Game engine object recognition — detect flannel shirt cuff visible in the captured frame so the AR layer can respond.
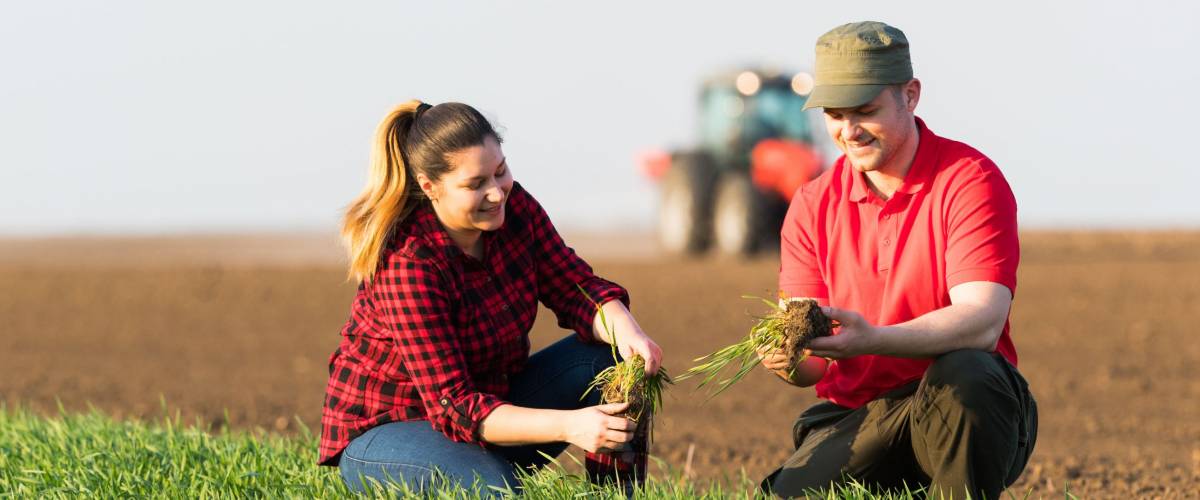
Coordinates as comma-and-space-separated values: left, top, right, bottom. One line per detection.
434, 391, 507, 444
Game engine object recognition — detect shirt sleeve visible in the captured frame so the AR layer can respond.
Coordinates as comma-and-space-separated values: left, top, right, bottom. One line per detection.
517, 186, 629, 342
943, 160, 1020, 295
779, 188, 829, 301
371, 250, 506, 444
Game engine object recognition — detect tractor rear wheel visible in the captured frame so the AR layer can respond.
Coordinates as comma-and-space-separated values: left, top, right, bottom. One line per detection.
658, 154, 715, 255
712, 171, 764, 257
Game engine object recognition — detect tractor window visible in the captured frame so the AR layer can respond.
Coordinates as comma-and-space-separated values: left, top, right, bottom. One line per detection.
780, 92, 814, 143
749, 88, 813, 144
699, 87, 744, 158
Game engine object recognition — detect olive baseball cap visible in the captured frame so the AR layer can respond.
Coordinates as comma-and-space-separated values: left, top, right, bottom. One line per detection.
802, 21, 913, 110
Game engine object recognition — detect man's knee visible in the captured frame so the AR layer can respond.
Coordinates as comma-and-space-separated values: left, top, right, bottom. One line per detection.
922, 350, 1011, 410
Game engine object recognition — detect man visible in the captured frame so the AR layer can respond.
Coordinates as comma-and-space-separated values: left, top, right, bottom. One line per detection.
758, 21, 1038, 499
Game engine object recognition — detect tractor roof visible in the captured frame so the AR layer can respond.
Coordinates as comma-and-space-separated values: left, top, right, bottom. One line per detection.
700, 67, 814, 96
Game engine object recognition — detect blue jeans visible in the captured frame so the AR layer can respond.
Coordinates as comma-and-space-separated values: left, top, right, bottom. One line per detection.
339, 334, 616, 495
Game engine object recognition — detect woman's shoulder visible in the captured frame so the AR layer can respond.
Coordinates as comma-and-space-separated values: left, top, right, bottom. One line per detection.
379, 207, 450, 272
504, 181, 554, 229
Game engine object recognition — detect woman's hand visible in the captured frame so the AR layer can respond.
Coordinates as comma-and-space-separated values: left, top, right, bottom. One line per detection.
560, 402, 636, 453
616, 328, 663, 375
596, 300, 663, 374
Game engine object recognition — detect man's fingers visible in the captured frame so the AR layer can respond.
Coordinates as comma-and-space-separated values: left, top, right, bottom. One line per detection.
821, 306, 842, 321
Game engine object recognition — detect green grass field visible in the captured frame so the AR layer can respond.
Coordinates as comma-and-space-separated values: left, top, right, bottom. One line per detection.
0, 405, 955, 499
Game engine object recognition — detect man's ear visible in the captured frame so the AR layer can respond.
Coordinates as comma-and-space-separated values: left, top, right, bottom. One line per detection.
904, 79, 922, 112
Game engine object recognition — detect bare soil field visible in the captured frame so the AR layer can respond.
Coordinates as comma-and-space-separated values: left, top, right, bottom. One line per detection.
2, 231, 1197, 497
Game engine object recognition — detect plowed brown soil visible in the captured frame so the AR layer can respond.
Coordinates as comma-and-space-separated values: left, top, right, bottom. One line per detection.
1, 232, 1197, 498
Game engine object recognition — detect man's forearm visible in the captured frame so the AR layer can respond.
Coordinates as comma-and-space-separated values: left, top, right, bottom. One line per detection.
872, 302, 1006, 358
779, 356, 828, 387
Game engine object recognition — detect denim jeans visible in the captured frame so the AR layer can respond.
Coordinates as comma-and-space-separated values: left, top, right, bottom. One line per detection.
339, 334, 616, 496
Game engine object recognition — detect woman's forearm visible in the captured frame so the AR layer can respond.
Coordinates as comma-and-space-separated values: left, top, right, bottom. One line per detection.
477, 404, 566, 446
593, 300, 635, 344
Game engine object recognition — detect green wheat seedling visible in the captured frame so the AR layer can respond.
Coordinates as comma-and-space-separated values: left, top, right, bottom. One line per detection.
681, 295, 834, 397
578, 286, 672, 426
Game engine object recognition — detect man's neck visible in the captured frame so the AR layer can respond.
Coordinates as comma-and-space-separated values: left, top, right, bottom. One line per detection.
863, 120, 921, 200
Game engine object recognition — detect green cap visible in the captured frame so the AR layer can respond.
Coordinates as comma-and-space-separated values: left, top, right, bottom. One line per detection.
803, 21, 913, 110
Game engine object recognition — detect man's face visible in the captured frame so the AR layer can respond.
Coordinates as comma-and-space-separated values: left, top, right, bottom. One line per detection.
822, 80, 920, 174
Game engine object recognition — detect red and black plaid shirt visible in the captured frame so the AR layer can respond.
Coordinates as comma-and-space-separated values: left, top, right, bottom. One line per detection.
319, 182, 629, 465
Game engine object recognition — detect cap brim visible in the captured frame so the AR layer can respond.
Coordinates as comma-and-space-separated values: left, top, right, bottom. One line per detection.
802, 84, 889, 110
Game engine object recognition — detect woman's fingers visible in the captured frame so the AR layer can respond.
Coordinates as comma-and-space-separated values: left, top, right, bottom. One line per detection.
604, 429, 634, 446
606, 416, 636, 431
595, 401, 630, 416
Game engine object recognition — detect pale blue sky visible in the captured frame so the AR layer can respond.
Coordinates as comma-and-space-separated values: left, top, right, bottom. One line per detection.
2, 1, 1196, 235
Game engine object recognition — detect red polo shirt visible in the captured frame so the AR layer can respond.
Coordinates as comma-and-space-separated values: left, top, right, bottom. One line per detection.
779, 117, 1019, 409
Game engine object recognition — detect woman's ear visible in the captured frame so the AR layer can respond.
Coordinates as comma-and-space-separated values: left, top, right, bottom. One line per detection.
416, 173, 438, 202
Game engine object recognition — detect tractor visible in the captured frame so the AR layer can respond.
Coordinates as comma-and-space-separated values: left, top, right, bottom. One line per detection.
641, 69, 835, 256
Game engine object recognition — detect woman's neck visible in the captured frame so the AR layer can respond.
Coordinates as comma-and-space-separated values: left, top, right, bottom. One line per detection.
444, 225, 484, 259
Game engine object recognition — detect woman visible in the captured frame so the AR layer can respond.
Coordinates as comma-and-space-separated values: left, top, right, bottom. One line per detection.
319, 100, 663, 495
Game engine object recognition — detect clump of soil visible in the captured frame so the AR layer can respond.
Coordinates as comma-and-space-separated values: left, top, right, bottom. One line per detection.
595, 354, 662, 423
779, 298, 834, 372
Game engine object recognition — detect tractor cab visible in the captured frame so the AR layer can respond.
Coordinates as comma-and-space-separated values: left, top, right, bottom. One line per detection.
642, 69, 832, 256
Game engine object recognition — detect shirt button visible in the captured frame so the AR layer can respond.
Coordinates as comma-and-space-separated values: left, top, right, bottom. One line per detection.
501, 304, 509, 311
439, 397, 450, 406
883, 238, 891, 246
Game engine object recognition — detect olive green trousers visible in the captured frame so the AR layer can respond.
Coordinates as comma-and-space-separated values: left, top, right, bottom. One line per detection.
762, 350, 1038, 499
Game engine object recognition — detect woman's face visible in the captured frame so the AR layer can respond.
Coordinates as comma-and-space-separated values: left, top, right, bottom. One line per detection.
420, 135, 513, 235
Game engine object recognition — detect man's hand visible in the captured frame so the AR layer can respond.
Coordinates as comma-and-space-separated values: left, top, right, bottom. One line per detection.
806, 306, 880, 360
756, 346, 791, 373
757, 345, 828, 387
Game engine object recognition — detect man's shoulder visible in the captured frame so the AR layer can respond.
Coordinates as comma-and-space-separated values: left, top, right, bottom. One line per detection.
930, 133, 1001, 177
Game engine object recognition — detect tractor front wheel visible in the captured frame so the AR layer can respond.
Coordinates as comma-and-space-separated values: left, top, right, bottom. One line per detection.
658, 154, 715, 255
712, 171, 765, 257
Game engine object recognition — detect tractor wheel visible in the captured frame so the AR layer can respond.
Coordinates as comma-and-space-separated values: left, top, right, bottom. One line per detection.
712, 171, 764, 257
658, 154, 715, 255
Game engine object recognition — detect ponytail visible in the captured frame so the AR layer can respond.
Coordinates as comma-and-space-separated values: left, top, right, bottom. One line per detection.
341, 100, 425, 283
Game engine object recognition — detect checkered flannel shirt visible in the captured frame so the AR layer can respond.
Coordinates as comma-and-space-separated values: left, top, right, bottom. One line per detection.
319, 182, 629, 465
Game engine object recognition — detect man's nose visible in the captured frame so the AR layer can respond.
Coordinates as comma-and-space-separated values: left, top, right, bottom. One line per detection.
840, 120, 862, 143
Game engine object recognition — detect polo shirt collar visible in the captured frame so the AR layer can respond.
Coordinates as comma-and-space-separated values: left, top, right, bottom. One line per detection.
896, 117, 937, 195
847, 116, 938, 203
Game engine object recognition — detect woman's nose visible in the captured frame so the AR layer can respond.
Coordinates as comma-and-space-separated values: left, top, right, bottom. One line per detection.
486, 185, 504, 203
